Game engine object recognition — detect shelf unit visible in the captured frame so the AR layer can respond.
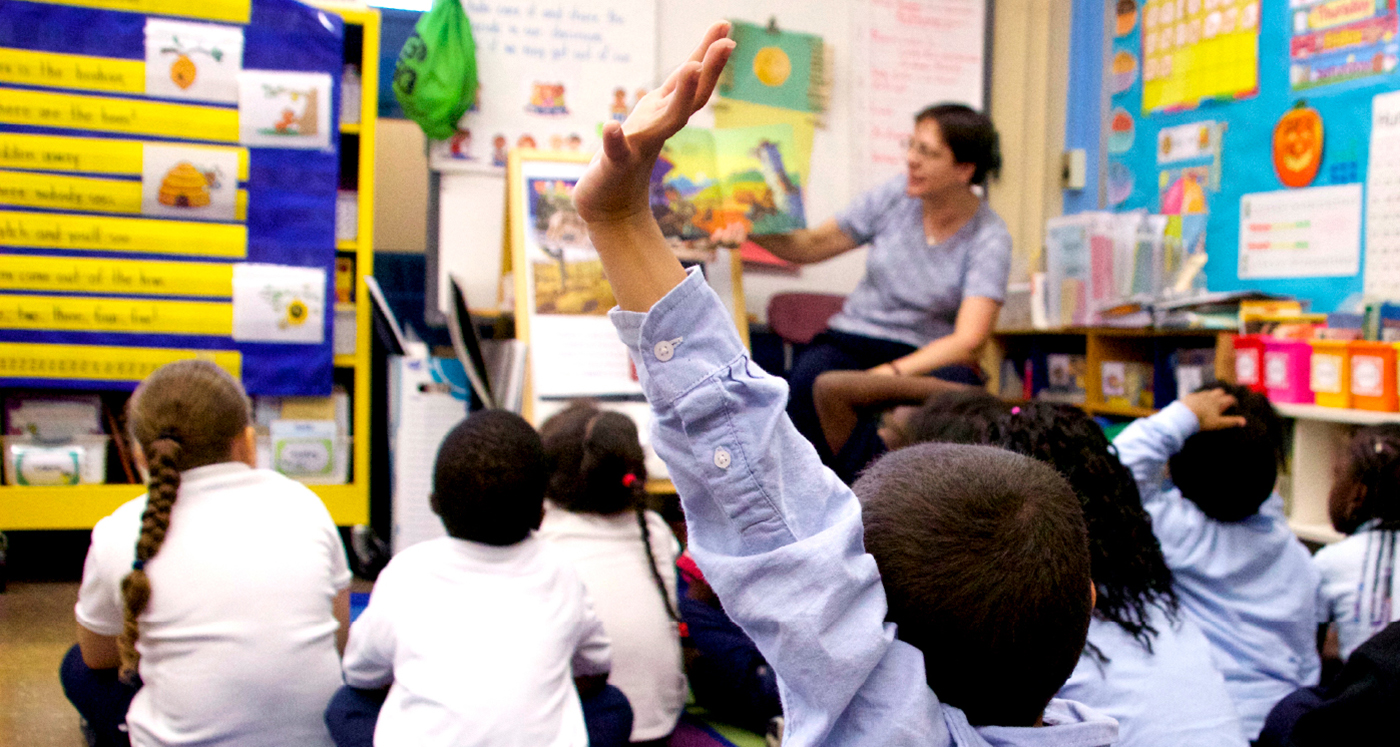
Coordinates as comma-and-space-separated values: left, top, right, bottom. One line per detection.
0, 4, 379, 531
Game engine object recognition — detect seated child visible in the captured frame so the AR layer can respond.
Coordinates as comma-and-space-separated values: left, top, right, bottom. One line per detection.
1112, 384, 1321, 741
536, 402, 687, 744
329, 410, 619, 747
572, 22, 1117, 745
63, 360, 350, 747
1313, 424, 1400, 661
907, 394, 1246, 747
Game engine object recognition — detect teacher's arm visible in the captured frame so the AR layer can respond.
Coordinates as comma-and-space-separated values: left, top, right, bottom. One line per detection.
719, 218, 859, 265
871, 295, 1000, 377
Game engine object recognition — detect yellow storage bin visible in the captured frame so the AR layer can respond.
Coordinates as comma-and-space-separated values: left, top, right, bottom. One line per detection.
1309, 339, 1351, 408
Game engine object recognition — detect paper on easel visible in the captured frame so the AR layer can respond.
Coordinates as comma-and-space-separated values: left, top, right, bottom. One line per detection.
390, 357, 469, 554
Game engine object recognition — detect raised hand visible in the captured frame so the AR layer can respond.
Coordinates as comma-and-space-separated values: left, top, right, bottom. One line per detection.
1180, 388, 1248, 431
573, 22, 735, 225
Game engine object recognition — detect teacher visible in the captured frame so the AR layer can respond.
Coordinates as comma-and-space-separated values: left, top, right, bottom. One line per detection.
733, 103, 1011, 459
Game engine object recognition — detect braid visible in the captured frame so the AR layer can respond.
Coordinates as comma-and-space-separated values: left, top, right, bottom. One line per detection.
119, 437, 182, 680
116, 359, 250, 683
636, 506, 681, 623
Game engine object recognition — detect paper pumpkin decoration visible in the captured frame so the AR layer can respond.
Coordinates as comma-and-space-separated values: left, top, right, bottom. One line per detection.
157, 162, 212, 208
1273, 102, 1323, 189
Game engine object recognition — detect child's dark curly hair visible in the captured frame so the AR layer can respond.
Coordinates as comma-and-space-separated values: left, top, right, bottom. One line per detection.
907, 393, 1179, 656
1331, 424, 1400, 534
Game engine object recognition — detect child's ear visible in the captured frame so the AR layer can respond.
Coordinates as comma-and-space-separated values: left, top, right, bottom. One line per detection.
429, 492, 442, 517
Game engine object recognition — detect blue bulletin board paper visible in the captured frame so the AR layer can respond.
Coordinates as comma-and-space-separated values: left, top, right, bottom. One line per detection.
1102, 0, 1400, 313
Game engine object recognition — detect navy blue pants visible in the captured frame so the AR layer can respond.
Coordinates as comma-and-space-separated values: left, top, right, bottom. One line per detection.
60, 644, 139, 747
786, 330, 917, 463
325, 683, 634, 747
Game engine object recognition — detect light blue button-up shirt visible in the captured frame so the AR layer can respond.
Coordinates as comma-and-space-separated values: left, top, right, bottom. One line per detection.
1112, 403, 1321, 740
610, 269, 1117, 747
1060, 604, 1246, 747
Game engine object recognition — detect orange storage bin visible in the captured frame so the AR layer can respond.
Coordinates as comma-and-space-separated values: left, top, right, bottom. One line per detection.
1309, 340, 1351, 408
1233, 335, 1267, 393
1348, 341, 1400, 411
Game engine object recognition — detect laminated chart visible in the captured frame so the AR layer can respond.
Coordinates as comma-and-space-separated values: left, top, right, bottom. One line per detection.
0, 0, 344, 395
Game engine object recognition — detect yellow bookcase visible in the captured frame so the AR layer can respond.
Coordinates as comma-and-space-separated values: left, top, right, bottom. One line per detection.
0, 3, 380, 530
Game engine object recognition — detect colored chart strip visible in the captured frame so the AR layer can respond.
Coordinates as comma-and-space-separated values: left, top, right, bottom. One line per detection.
0, 47, 144, 95
37, 0, 250, 24
0, 133, 249, 180
0, 254, 234, 297
0, 88, 238, 142
0, 170, 248, 220
0, 341, 241, 382
0, 294, 233, 336
0, 210, 246, 258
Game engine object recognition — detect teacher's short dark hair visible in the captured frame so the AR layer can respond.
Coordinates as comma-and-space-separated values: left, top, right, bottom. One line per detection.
916, 103, 1002, 186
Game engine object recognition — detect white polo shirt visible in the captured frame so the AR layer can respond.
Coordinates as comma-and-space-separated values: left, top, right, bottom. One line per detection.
342, 534, 611, 747
76, 462, 351, 747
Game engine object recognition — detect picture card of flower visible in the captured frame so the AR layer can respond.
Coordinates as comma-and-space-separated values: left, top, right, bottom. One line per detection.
144, 18, 244, 104
141, 143, 241, 221
237, 71, 333, 150
232, 263, 327, 344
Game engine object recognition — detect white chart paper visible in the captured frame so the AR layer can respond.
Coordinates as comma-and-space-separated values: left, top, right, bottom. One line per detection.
1238, 183, 1362, 279
1367, 90, 1400, 297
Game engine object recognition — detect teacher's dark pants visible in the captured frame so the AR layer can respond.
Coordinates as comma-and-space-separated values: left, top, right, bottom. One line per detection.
787, 329, 983, 478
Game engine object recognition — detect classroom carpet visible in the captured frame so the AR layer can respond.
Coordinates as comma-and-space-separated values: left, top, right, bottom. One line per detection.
350, 594, 768, 747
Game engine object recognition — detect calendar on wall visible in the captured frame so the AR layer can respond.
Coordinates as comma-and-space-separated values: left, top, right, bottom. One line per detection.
1367, 89, 1400, 300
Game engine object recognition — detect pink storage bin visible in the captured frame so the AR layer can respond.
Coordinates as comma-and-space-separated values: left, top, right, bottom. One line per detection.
1263, 339, 1313, 404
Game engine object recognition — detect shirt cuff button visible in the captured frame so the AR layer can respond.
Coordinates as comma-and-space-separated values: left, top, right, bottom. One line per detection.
714, 447, 732, 469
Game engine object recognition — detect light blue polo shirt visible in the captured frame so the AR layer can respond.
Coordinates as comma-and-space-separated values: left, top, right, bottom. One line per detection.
829, 176, 1013, 348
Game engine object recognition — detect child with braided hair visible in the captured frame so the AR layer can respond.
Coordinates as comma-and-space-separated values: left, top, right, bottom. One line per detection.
62, 359, 351, 747
1315, 424, 1400, 662
905, 393, 1247, 747
536, 401, 687, 746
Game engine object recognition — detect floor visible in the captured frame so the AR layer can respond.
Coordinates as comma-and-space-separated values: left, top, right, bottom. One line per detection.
0, 582, 86, 747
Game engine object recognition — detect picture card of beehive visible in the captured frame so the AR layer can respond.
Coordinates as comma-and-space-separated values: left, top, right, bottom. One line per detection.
237, 71, 333, 150
140, 144, 240, 221
144, 18, 244, 104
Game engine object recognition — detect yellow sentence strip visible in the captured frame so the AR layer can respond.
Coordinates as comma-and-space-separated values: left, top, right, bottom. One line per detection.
0, 47, 144, 95
0, 133, 249, 180
0, 87, 238, 142
0, 170, 247, 220
0, 254, 234, 297
0, 210, 247, 258
36, 0, 250, 24
0, 294, 233, 336
0, 341, 241, 382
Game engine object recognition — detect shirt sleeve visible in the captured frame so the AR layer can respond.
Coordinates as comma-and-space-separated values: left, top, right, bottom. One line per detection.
571, 585, 612, 678
834, 178, 899, 246
610, 269, 937, 747
74, 510, 134, 637
341, 575, 397, 689
960, 219, 1012, 303
316, 500, 353, 591
1112, 401, 1198, 510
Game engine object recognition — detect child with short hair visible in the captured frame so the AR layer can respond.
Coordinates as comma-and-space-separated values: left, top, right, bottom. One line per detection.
1112, 384, 1321, 741
907, 394, 1246, 747
1313, 424, 1400, 661
571, 22, 1116, 745
63, 359, 351, 747
329, 410, 616, 747
536, 402, 687, 745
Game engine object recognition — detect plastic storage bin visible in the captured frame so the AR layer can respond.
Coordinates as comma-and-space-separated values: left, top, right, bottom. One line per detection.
1309, 339, 1351, 408
1349, 341, 1400, 412
1233, 335, 1267, 393
1263, 339, 1313, 404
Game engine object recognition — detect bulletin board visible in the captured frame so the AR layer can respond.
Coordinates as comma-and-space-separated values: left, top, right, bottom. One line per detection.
0, 0, 344, 395
1106, 0, 1400, 313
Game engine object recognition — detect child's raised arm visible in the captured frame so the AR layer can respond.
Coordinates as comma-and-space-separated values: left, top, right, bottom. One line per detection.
572, 22, 733, 312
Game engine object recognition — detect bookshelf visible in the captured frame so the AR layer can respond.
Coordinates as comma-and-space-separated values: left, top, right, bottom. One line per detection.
0, 4, 379, 530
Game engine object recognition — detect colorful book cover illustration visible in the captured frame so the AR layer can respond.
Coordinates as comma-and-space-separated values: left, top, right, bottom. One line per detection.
651, 124, 807, 241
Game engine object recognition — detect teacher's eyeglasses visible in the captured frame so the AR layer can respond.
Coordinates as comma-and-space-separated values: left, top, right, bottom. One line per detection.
902, 138, 941, 161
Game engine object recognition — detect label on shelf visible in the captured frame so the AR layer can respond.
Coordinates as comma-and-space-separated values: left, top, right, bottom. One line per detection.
1265, 351, 1290, 388
1236, 348, 1261, 385
1311, 354, 1343, 393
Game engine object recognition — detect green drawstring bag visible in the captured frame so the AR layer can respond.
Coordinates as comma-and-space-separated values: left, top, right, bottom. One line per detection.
393, 0, 479, 140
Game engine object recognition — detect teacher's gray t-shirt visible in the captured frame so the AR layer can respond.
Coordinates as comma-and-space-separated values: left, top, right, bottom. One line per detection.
827, 176, 1012, 348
